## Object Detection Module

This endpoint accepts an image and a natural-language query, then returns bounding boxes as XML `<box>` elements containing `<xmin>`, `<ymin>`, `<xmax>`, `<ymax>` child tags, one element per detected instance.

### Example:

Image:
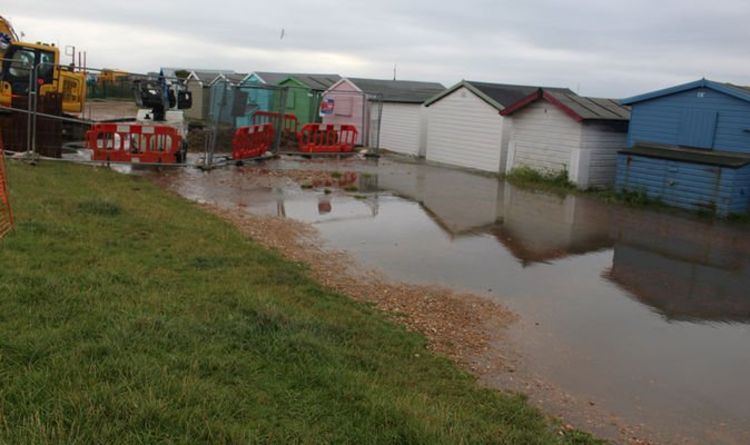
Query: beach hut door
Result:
<box><xmin>678</xmin><ymin>110</ymin><xmax>717</xmax><ymax>149</ymax></box>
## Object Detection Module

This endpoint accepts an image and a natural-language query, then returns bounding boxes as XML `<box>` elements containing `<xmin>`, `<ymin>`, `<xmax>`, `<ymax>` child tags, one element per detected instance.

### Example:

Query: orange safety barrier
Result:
<box><xmin>297</xmin><ymin>124</ymin><xmax>358</xmax><ymax>153</ymax></box>
<box><xmin>252</xmin><ymin>111</ymin><xmax>299</xmax><ymax>133</ymax></box>
<box><xmin>86</xmin><ymin>123</ymin><xmax>183</xmax><ymax>164</ymax></box>
<box><xmin>232</xmin><ymin>123</ymin><xmax>274</xmax><ymax>160</ymax></box>
<box><xmin>0</xmin><ymin>135</ymin><xmax>14</xmax><ymax>239</ymax></box>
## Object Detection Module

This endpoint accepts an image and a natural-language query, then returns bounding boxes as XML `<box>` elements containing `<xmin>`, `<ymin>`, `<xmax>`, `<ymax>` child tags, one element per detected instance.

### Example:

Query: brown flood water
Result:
<box><xmin>147</xmin><ymin>156</ymin><xmax>750</xmax><ymax>444</ymax></box>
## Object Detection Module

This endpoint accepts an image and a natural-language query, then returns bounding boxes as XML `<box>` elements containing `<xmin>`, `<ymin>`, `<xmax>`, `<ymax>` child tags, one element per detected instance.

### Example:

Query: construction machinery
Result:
<box><xmin>0</xmin><ymin>41</ymin><xmax>86</xmax><ymax>113</ymax></box>
<box><xmin>0</xmin><ymin>15</ymin><xmax>86</xmax><ymax>114</ymax></box>
<box><xmin>98</xmin><ymin>69</ymin><xmax>129</xmax><ymax>84</ymax></box>
<box><xmin>0</xmin><ymin>15</ymin><xmax>19</xmax><ymax>59</ymax></box>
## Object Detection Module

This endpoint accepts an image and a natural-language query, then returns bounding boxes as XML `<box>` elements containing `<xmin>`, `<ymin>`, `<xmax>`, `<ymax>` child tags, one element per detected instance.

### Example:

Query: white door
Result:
<box><xmin>378</xmin><ymin>103</ymin><xmax>422</xmax><ymax>156</ymax></box>
<box><xmin>425</xmin><ymin>87</ymin><xmax>505</xmax><ymax>172</ymax></box>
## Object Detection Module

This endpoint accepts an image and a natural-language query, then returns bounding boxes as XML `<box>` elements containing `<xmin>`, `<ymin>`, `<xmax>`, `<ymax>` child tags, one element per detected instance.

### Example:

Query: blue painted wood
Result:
<box><xmin>235</xmin><ymin>73</ymin><xmax>275</xmax><ymax>127</ymax></box>
<box><xmin>626</xmin><ymin>87</ymin><xmax>750</xmax><ymax>153</ymax></box>
<box><xmin>621</xmin><ymin>79</ymin><xmax>750</xmax><ymax>106</ymax></box>
<box><xmin>728</xmin><ymin>164</ymin><xmax>750</xmax><ymax>214</ymax></box>
<box><xmin>677</xmin><ymin>110</ymin><xmax>717</xmax><ymax>149</ymax></box>
<box><xmin>618</xmin><ymin>79</ymin><xmax>750</xmax><ymax>215</ymax></box>
<box><xmin>616</xmin><ymin>153</ymin><xmax>750</xmax><ymax>215</ymax></box>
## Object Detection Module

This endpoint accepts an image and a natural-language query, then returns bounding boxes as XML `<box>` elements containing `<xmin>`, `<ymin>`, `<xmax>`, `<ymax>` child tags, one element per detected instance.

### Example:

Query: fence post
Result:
<box><xmin>31</xmin><ymin>62</ymin><xmax>41</xmax><ymax>159</ymax></box>
<box><xmin>273</xmin><ymin>87</ymin><xmax>288</xmax><ymax>154</ymax></box>
<box><xmin>25</xmin><ymin>61</ymin><xmax>34</xmax><ymax>157</ymax></box>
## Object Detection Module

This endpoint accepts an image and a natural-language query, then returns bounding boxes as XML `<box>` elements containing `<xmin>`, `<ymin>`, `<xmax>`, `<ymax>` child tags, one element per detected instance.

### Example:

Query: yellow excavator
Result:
<box><xmin>0</xmin><ymin>15</ymin><xmax>86</xmax><ymax>113</ymax></box>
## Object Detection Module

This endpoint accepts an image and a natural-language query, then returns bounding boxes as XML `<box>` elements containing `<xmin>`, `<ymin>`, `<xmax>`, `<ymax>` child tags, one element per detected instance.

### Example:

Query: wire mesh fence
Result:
<box><xmin>0</xmin><ymin>55</ymin><xmax>383</xmax><ymax>169</ymax></box>
<box><xmin>87</xmin><ymin>75</ymin><xmax>144</xmax><ymax>100</ymax></box>
<box><xmin>201</xmin><ymin>76</ymin><xmax>382</xmax><ymax>165</ymax></box>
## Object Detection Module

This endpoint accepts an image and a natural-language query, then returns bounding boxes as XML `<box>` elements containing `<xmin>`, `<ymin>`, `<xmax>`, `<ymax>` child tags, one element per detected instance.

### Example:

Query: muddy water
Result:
<box><xmin>151</xmin><ymin>157</ymin><xmax>750</xmax><ymax>444</ymax></box>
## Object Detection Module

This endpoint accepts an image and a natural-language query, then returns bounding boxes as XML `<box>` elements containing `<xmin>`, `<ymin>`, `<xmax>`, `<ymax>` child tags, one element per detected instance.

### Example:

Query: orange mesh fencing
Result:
<box><xmin>0</xmin><ymin>135</ymin><xmax>14</xmax><ymax>239</ymax></box>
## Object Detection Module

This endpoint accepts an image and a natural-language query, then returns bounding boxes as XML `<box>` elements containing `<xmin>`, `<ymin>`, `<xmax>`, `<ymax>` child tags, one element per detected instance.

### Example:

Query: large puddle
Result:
<box><xmin>149</xmin><ymin>156</ymin><xmax>750</xmax><ymax>444</ymax></box>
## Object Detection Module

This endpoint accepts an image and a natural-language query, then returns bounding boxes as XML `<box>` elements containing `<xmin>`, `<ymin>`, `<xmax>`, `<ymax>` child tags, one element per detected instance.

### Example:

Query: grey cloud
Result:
<box><xmin>4</xmin><ymin>0</ymin><xmax>748</xmax><ymax>97</ymax></box>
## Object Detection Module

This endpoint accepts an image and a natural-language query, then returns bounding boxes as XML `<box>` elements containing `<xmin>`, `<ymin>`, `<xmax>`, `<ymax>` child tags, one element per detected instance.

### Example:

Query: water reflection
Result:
<box><xmin>607</xmin><ymin>209</ymin><xmax>750</xmax><ymax>323</ymax></box>
<box><xmin>380</xmin><ymin>165</ymin><xmax>503</xmax><ymax>235</ymax></box>
<box><xmin>155</xmin><ymin>159</ymin><xmax>750</xmax><ymax>326</ymax></box>
<box><xmin>493</xmin><ymin>187</ymin><xmax>612</xmax><ymax>266</ymax></box>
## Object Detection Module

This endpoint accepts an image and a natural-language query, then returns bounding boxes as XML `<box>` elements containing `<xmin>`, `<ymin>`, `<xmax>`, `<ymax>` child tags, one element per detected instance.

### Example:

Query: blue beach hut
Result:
<box><xmin>615</xmin><ymin>79</ymin><xmax>750</xmax><ymax>215</ymax></box>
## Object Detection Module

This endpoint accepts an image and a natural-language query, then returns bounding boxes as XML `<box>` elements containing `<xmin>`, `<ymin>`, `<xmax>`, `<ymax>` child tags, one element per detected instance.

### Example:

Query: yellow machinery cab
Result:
<box><xmin>0</xmin><ymin>42</ymin><xmax>86</xmax><ymax>113</ymax></box>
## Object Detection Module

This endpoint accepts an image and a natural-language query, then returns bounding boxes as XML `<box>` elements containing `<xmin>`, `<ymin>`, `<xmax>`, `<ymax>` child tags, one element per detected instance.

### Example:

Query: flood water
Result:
<box><xmin>151</xmin><ymin>156</ymin><xmax>750</xmax><ymax>444</ymax></box>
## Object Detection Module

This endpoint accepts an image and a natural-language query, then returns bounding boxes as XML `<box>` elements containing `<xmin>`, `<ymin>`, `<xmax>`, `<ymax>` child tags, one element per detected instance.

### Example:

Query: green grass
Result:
<box><xmin>0</xmin><ymin>162</ymin><xmax>603</xmax><ymax>444</ymax></box>
<box><xmin>589</xmin><ymin>188</ymin><xmax>665</xmax><ymax>208</ymax></box>
<box><xmin>505</xmin><ymin>166</ymin><xmax>696</xmax><ymax>216</ymax></box>
<box><xmin>505</xmin><ymin>166</ymin><xmax>576</xmax><ymax>192</ymax></box>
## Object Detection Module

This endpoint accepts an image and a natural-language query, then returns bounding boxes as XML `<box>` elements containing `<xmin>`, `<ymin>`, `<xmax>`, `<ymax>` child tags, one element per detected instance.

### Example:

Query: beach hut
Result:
<box><xmin>321</xmin><ymin>78</ymin><xmax>444</xmax><ymax>151</ymax></box>
<box><xmin>500</xmin><ymin>88</ymin><xmax>630</xmax><ymax>188</ymax></box>
<box><xmin>236</xmin><ymin>72</ymin><xmax>340</xmax><ymax>127</ymax></box>
<box><xmin>615</xmin><ymin>79</ymin><xmax>750</xmax><ymax>215</ymax></box>
<box><xmin>235</xmin><ymin>73</ymin><xmax>274</xmax><ymax>127</ymax></box>
<box><xmin>423</xmin><ymin>81</ymin><xmax>573</xmax><ymax>173</ymax></box>
<box><xmin>184</xmin><ymin>70</ymin><xmax>234</xmax><ymax>121</ymax></box>
<box><xmin>278</xmin><ymin>74</ymin><xmax>342</xmax><ymax>125</ymax></box>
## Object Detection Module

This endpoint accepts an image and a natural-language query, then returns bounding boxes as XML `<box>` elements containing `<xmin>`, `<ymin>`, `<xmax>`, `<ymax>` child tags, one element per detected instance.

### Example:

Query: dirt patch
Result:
<box><xmin>209</xmin><ymin>206</ymin><xmax>515</xmax><ymax>366</ymax></box>
<box><xmin>187</xmin><ymin>127</ymin><xmax>235</xmax><ymax>153</ymax></box>
<box><xmin>238</xmin><ymin>167</ymin><xmax>362</xmax><ymax>190</ymax></box>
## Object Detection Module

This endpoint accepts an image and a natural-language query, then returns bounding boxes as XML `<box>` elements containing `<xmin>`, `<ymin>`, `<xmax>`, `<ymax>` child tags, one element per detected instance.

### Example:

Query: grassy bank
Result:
<box><xmin>0</xmin><ymin>162</ymin><xmax>600</xmax><ymax>444</ymax></box>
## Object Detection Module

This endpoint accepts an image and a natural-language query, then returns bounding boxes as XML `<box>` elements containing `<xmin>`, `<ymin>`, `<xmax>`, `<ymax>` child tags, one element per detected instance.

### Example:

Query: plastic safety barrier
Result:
<box><xmin>86</xmin><ymin>123</ymin><xmax>183</xmax><ymax>164</ymax></box>
<box><xmin>232</xmin><ymin>123</ymin><xmax>274</xmax><ymax>160</ymax></box>
<box><xmin>252</xmin><ymin>111</ymin><xmax>299</xmax><ymax>133</ymax></box>
<box><xmin>0</xmin><ymin>135</ymin><xmax>13</xmax><ymax>239</ymax></box>
<box><xmin>297</xmin><ymin>124</ymin><xmax>358</xmax><ymax>153</ymax></box>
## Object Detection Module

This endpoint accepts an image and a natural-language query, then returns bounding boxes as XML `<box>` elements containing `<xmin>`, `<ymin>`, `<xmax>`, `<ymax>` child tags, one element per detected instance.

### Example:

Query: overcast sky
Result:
<box><xmin>4</xmin><ymin>0</ymin><xmax>749</xmax><ymax>97</ymax></box>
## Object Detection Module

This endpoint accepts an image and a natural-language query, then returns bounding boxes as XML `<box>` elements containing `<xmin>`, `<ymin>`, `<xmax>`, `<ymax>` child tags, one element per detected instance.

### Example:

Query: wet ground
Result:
<box><xmin>147</xmin><ymin>156</ymin><xmax>750</xmax><ymax>444</ymax></box>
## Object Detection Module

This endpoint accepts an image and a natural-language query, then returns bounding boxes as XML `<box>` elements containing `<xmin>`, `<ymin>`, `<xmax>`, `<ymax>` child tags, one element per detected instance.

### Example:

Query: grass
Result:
<box><xmin>505</xmin><ymin>166</ymin><xmax>576</xmax><ymax>193</ymax></box>
<box><xmin>0</xmin><ymin>161</ymin><xmax>603</xmax><ymax>444</ymax></box>
<box><xmin>505</xmin><ymin>166</ymin><xmax>698</xmax><ymax>215</ymax></box>
<box><xmin>589</xmin><ymin>188</ymin><xmax>665</xmax><ymax>208</ymax></box>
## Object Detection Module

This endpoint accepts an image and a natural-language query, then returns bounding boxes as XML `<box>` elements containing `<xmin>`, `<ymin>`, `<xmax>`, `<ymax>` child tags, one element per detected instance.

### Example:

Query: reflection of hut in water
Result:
<box><xmin>605</xmin><ymin>208</ymin><xmax>750</xmax><ymax>323</ymax></box>
<box><xmin>378</xmin><ymin>164</ymin><xmax>504</xmax><ymax>235</ymax></box>
<box><xmin>492</xmin><ymin>185</ymin><xmax>613</xmax><ymax>265</ymax></box>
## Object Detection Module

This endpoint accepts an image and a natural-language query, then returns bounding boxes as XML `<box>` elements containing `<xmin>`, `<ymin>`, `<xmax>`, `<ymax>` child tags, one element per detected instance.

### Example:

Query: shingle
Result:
<box><xmin>254</xmin><ymin>72</ymin><xmax>341</xmax><ymax>88</ymax></box>
<box><xmin>225</xmin><ymin>73</ymin><xmax>248</xmax><ymax>84</ymax></box>
<box><xmin>468</xmin><ymin>81</ymin><xmax>574</xmax><ymax>108</ymax></box>
<box><xmin>290</xmin><ymin>74</ymin><xmax>342</xmax><ymax>90</ymax></box>
<box><xmin>546</xmin><ymin>91</ymin><xmax>630</xmax><ymax>120</ymax></box>
<box><xmin>347</xmin><ymin>78</ymin><xmax>446</xmax><ymax>103</ymax></box>
<box><xmin>192</xmin><ymin>70</ymin><xmax>230</xmax><ymax>83</ymax></box>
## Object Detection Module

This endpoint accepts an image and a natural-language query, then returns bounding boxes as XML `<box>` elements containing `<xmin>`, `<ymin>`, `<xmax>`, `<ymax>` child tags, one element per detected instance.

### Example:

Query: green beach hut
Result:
<box><xmin>277</xmin><ymin>74</ymin><xmax>342</xmax><ymax>125</ymax></box>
